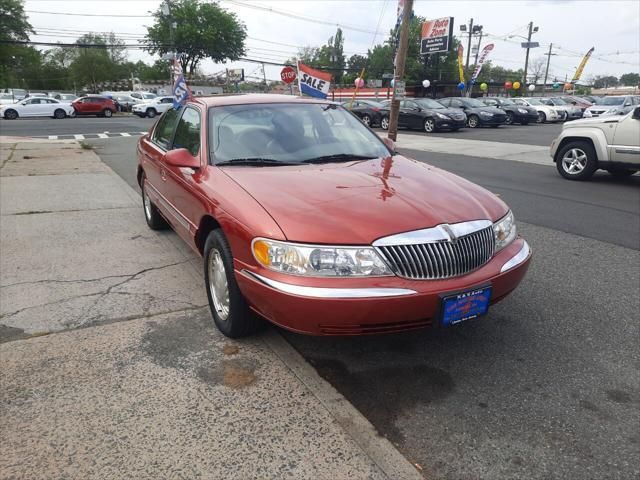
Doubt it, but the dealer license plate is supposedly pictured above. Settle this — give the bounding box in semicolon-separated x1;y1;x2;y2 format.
441;286;492;327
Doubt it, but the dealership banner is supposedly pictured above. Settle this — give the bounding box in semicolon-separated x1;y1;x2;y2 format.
420;17;454;54
457;44;465;83
571;47;594;83
297;62;332;99
470;43;494;84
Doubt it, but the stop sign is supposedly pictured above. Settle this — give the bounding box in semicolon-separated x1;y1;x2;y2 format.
280;66;297;84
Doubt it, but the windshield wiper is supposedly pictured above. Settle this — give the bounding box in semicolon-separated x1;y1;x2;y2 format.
216;157;303;166
301;154;377;164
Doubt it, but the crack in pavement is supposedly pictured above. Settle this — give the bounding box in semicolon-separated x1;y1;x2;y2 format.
0;260;192;319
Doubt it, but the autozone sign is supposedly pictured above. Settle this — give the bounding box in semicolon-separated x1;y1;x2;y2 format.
420;17;454;54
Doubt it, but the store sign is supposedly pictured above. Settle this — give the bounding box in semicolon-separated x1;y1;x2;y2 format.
420;17;454;54
226;68;244;82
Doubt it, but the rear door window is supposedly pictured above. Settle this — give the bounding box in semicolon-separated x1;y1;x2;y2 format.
152;109;180;150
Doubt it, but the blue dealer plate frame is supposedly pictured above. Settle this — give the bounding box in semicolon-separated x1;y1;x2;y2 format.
440;285;492;327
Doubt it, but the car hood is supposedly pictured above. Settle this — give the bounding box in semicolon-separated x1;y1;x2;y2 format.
467;106;505;114
221;155;508;244
430;108;466;117
564;115;622;128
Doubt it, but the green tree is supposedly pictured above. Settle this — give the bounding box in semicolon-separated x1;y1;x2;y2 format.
145;0;246;77
284;46;319;66
619;72;640;86
315;28;346;83
366;44;394;80
0;0;34;86
70;34;119;92
343;54;368;84
593;75;619;89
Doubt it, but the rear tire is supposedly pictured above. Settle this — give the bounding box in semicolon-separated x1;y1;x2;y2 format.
380;116;389;130
467;115;479;128
423;118;436;133
360;114;371;126
204;229;260;338
505;112;514;125
537;111;546;123
103;109;113;118
54;109;66;119
141;174;169;230
146;108;157;119
556;140;598;180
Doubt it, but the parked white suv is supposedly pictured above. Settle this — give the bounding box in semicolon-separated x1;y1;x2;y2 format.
550;106;640;180
132;96;174;118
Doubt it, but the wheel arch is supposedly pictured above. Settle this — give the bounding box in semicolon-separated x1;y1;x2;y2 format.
554;131;608;163
195;215;223;256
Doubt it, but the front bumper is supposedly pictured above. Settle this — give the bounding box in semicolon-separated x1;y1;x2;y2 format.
478;115;507;126
435;117;466;129
514;111;539;123
235;238;531;335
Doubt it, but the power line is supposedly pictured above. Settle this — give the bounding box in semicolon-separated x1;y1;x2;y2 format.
26;9;152;18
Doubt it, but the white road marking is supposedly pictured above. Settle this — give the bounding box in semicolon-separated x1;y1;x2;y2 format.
120;132;131;137
97;133;108;139
73;134;85;140
48;135;57;140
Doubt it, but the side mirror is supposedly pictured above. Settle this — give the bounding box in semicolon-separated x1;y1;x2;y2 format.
163;148;200;169
633;106;640;119
382;137;396;152
414;107;422;112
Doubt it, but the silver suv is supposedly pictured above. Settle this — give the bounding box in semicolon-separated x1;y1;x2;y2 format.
550;106;640;180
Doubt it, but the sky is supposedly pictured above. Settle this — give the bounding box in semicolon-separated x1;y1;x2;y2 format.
23;0;640;83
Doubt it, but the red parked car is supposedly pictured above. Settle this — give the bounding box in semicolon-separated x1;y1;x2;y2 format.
137;94;531;337
72;95;117;117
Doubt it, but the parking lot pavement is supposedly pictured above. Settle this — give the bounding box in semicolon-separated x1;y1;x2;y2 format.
0;139;422;480
0;115;151;139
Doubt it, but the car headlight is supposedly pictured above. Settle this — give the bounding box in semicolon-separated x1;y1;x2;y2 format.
493;211;517;252
252;238;393;277
435;112;450;119
517;108;528;114
480;111;494;117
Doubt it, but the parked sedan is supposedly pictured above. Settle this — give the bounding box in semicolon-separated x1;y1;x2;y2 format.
532;97;582;120
379;98;467;132
0;94;16;105
438;97;507;128
137;94;531;337
112;94;137;112
132;96;175;118
72;96;117;117
342;99;385;127
0;97;75;119
583;95;639;118
480;97;538;125
512;97;562;123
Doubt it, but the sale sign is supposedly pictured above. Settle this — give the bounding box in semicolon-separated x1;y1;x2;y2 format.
420;17;454;54
297;62;332;99
280;66;297;84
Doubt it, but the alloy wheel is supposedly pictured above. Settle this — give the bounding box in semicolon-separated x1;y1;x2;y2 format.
381;116;389;130
561;148;588;175
537;112;546;123
208;249;230;321
424;119;435;133
361;115;371;126
143;183;152;221
505;112;514;125
468;115;479;128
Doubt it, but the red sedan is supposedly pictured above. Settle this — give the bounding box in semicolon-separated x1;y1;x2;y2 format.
137;94;531;337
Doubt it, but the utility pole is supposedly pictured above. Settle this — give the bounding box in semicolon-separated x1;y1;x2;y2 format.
387;0;413;142
522;21;538;92
465;18;474;70
261;62;267;92
543;43;555;94
473;28;484;66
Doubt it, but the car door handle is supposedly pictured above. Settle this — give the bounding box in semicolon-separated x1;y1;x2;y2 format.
160;167;167;181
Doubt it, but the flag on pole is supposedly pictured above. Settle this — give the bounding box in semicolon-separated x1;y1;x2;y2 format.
470;44;494;85
172;73;191;109
297;62;332;99
571;47;594;84
457;45;465;84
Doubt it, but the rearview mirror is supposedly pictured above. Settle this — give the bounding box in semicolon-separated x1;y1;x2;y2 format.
382;137;396;152
633;106;640;119
163;148;200;169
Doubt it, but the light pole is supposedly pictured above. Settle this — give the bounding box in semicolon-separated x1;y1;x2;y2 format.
543;43;556;94
522;22;539;92
161;1;177;85
473;25;484;66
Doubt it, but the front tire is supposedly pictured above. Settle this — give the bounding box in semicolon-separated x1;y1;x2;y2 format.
360;114;371;126
556;140;598;180
4;109;18;120
423;118;436;133
537;111;546;123
204;229;259;338
54;109;66;119
380;116;389;130
467;115;480;128
146;108;157;119
141;174;169;230
505;112;514;125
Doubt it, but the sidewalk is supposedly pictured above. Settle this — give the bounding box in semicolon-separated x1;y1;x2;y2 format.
0;139;422;480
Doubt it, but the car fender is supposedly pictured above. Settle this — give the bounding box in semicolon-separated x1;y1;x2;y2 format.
551;127;609;161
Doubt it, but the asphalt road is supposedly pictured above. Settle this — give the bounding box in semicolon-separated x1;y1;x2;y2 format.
4;122;640;479
0;115;152;137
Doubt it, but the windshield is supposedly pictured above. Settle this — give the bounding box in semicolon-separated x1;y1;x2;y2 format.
209;103;389;165
462;98;487;108
360;100;385;108
600;97;625;106
143;93;156;99
415;98;445;109
524;98;542;105
550;97;567;105
499;98;515;105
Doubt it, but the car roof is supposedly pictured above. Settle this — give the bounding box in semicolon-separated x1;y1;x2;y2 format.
189;93;334;108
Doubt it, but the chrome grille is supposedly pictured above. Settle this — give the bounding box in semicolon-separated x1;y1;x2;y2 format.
375;223;495;280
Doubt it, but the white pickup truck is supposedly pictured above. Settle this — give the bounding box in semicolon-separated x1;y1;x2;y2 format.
550;106;640;180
